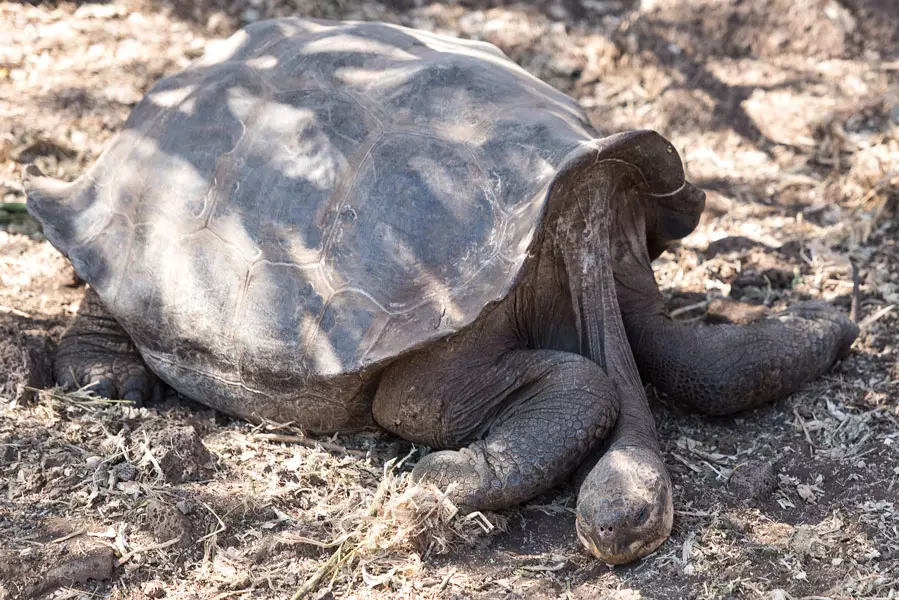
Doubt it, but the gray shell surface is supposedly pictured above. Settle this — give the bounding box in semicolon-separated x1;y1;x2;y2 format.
27;18;597;403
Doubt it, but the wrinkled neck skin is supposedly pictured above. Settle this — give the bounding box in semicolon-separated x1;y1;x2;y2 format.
547;167;661;453
508;161;677;565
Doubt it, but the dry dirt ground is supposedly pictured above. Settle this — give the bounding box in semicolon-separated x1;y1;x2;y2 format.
1;0;898;598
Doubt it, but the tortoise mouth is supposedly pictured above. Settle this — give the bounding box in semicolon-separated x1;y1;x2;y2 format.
575;513;670;565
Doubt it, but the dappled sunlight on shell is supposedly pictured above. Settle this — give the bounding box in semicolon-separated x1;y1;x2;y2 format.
24;17;597;426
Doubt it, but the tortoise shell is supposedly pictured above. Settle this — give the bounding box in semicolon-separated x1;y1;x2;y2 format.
27;18;601;411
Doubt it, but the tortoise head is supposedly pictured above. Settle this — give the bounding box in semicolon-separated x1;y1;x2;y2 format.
574;446;673;565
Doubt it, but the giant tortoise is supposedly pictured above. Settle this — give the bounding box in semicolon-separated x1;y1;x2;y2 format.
24;18;858;564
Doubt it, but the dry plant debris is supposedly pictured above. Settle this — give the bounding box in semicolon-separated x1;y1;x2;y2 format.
1;0;898;598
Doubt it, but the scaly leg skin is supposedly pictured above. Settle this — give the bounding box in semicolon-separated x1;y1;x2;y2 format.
56;287;158;402
633;301;858;415
372;333;620;511
613;229;859;414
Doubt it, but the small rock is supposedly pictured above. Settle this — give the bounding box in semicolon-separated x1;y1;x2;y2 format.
93;466;112;488
85;455;104;469
727;460;777;502
142;579;167;598
113;462;137;482
145;426;213;484
146;499;194;548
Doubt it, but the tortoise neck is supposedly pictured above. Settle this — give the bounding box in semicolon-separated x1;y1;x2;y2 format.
553;166;660;451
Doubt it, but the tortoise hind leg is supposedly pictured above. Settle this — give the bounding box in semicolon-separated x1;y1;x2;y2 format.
56;287;159;402
372;330;619;510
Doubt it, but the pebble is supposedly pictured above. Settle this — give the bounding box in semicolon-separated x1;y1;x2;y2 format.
727;460;778;502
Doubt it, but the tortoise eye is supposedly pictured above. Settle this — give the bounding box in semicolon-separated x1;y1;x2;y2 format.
634;506;648;525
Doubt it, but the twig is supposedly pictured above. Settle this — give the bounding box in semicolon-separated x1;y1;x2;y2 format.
196;500;227;544
141;434;165;481
116;537;181;566
669;300;709;319
463;511;494;533
849;258;860;323
0;304;32;319
24;386;133;406
519;561;567;572
859;304;896;330
670;452;703;473
48;529;86;545
434;567;457;596
291;544;344;600
279;532;352;549
252;433;366;456
793;408;817;457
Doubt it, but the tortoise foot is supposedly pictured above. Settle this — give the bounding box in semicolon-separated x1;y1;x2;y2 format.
56;349;156;403
55;287;158;403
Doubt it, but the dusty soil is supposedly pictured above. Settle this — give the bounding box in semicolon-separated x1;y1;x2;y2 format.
1;0;898;598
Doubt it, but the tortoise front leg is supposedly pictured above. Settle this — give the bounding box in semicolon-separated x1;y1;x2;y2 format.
372;336;619;511
614;248;858;415
56;286;159;402
625;302;858;415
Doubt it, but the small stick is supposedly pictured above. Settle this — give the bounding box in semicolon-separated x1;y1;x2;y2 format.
196;500;227;544
849;258;860;323
252;433;366;456
279;532;351;549
434;567;457;595
860;304;896;330
48;529;86;545
291;544;344;600
0;304;33;318
141;435;165;481
669;300;709;319
792;408;817;458
116;537;181;566
670;452;703;473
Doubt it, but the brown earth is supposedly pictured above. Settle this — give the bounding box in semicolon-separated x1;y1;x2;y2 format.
1;0;898;598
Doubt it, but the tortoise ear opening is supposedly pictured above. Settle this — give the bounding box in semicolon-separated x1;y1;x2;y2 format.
643;182;705;260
